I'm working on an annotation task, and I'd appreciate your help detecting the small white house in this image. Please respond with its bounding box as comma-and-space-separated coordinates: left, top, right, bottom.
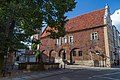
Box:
16, 49, 36, 63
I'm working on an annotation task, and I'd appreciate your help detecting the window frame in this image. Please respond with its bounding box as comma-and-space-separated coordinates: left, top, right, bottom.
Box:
78, 51, 82, 56
69, 36, 73, 44
62, 36, 67, 44
91, 32, 98, 40
73, 51, 76, 56
56, 38, 61, 46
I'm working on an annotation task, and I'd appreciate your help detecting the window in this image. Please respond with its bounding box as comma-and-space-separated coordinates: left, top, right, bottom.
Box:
91, 32, 98, 40
62, 37, 67, 44
56, 38, 61, 46
78, 51, 82, 56
73, 51, 76, 56
69, 36, 73, 43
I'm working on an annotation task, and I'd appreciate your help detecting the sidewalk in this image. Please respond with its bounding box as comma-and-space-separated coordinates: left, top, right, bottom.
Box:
66, 64, 120, 70
0, 68, 74, 80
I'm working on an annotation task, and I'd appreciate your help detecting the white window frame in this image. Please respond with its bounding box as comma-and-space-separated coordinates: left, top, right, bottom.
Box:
69, 36, 73, 43
56, 38, 61, 46
62, 37, 67, 44
91, 32, 98, 40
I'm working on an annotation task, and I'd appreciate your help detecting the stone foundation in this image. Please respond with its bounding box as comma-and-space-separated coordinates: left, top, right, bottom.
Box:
75, 60, 93, 66
75, 60, 108, 67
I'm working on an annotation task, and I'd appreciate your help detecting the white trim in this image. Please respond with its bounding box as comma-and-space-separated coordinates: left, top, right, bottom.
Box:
56, 38, 61, 46
91, 32, 98, 40
62, 37, 67, 44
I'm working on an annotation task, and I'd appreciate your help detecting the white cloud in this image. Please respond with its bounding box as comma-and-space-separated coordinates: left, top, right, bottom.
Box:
111, 9, 120, 31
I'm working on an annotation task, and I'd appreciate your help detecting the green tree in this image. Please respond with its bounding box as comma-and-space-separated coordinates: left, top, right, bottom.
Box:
0, 0, 76, 58
44, 0, 76, 39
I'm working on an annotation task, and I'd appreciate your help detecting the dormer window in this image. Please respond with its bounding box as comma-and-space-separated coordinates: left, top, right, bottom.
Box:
91, 32, 98, 40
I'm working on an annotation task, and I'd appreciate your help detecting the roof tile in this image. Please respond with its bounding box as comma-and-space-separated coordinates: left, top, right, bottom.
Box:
41, 8, 105, 38
65, 8, 105, 32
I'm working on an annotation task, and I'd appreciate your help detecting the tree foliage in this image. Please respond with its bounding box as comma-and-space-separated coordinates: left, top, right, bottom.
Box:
44, 0, 76, 39
0, 0, 76, 53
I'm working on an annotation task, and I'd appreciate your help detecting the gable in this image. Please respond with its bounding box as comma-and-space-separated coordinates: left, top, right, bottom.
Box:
41, 26, 51, 38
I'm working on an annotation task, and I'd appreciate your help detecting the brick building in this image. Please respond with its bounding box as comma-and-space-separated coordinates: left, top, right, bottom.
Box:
40, 5, 119, 67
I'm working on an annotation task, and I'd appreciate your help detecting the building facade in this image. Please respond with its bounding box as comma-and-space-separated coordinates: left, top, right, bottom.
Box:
40, 5, 119, 67
112, 25, 120, 64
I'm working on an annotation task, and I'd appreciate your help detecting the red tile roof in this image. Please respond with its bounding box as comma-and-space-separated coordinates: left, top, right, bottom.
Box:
65, 8, 105, 32
41, 26, 51, 38
41, 8, 105, 38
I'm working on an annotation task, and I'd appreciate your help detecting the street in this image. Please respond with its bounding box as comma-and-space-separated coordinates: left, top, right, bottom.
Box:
1, 65, 120, 80
36, 67, 120, 80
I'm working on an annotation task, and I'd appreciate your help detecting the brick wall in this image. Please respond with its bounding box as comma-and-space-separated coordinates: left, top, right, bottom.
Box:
40, 26, 107, 66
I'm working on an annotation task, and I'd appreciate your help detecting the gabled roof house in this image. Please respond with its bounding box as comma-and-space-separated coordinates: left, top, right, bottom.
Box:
40, 4, 119, 67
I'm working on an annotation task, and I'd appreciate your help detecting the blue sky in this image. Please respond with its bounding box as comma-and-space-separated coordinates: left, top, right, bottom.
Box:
65, 0, 120, 31
66, 0, 120, 18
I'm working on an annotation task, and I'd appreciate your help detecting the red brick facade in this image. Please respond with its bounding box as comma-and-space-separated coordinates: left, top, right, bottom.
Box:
40, 8, 112, 67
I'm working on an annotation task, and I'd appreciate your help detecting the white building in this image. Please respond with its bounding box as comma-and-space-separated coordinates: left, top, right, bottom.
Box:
16, 49, 36, 63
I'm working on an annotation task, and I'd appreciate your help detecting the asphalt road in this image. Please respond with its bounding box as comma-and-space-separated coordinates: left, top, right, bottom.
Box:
37, 68, 120, 80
